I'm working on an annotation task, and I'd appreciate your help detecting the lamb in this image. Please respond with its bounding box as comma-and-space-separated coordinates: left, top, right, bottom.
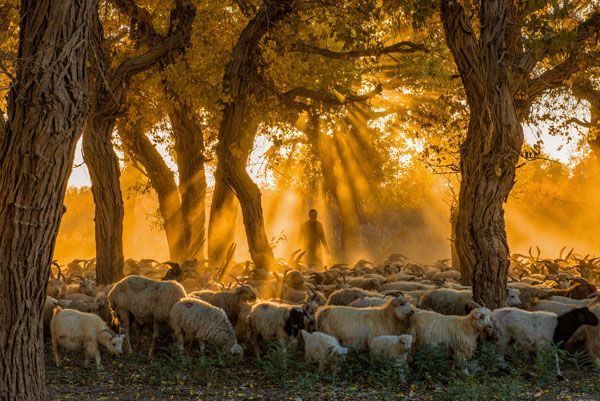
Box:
316, 296, 415, 350
491, 306, 599, 379
326, 288, 384, 306
189, 285, 257, 327
300, 330, 348, 372
50, 307, 125, 369
107, 275, 186, 357
249, 301, 306, 356
169, 298, 243, 355
409, 304, 492, 372
369, 334, 413, 367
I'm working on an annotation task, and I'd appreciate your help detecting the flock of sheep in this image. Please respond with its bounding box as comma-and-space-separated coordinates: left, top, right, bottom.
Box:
45, 249, 600, 381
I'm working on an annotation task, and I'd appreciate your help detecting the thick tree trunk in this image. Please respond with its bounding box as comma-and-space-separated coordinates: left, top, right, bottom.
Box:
215, 0, 294, 271
118, 120, 187, 261
83, 117, 124, 284
0, 0, 93, 399
442, 0, 523, 308
169, 104, 206, 260
208, 175, 239, 267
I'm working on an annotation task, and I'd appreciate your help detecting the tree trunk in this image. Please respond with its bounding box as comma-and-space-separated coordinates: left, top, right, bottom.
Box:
208, 175, 239, 267
83, 117, 124, 285
0, 0, 93, 399
168, 104, 206, 260
118, 120, 187, 262
442, 0, 523, 308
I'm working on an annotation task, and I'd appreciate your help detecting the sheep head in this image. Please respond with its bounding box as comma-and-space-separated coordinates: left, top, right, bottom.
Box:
235, 285, 257, 303
467, 304, 493, 334
98, 329, 125, 355
389, 295, 416, 319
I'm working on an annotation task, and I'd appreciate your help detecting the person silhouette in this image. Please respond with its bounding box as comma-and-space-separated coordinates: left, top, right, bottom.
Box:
299, 209, 328, 269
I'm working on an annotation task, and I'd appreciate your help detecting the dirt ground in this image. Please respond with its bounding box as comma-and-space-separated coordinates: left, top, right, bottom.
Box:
45, 336, 600, 401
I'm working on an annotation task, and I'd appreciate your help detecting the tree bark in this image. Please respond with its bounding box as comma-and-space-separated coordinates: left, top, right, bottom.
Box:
83, 117, 125, 285
83, 0, 195, 280
0, 0, 93, 399
168, 103, 207, 260
118, 120, 187, 261
442, 0, 523, 308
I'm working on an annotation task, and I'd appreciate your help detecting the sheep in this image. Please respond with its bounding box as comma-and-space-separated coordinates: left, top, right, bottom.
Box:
419, 288, 521, 315
189, 285, 257, 327
316, 296, 415, 350
107, 275, 186, 357
300, 330, 348, 372
169, 298, 243, 355
549, 281, 597, 300
491, 306, 599, 379
47, 262, 66, 298
369, 334, 413, 367
50, 307, 125, 369
379, 282, 432, 292
349, 296, 391, 308
249, 301, 306, 357
409, 304, 492, 373
326, 288, 384, 306
65, 275, 96, 297
344, 276, 380, 291
43, 296, 72, 334
583, 304, 600, 368
432, 270, 461, 281
549, 294, 600, 306
530, 300, 576, 315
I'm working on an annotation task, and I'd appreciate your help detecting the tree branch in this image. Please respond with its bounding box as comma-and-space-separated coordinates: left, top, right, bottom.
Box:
281, 84, 382, 106
291, 41, 428, 59
566, 117, 591, 128
109, 0, 160, 47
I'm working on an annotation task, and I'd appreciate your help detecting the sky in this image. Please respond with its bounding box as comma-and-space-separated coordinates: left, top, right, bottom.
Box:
66, 126, 587, 189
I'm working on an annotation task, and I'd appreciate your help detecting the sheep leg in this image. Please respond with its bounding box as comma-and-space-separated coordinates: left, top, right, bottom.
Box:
52, 336, 60, 367
198, 340, 205, 355
120, 309, 133, 354
148, 318, 160, 358
554, 353, 563, 381
173, 328, 185, 354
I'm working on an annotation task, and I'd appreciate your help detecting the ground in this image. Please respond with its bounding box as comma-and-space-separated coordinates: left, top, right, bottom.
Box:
45, 337, 600, 401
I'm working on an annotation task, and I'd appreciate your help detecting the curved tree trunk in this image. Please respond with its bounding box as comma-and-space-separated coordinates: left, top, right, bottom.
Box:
169, 104, 207, 260
0, 0, 93, 399
215, 0, 294, 272
442, 0, 523, 308
118, 120, 186, 262
83, 118, 124, 285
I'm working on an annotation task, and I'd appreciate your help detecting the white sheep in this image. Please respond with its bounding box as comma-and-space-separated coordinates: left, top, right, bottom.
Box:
169, 298, 243, 355
369, 334, 413, 367
249, 301, 306, 356
316, 296, 415, 350
50, 307, 125, 369
491, 306, 599, 379
300, 330, 348, 372
107, 275, 186, 357
409, 304, 492, 372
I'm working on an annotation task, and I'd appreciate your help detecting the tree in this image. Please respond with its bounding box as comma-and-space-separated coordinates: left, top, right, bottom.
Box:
83, 0, 195, 283
0, 0, 94, 399
440, 0, 600, 307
